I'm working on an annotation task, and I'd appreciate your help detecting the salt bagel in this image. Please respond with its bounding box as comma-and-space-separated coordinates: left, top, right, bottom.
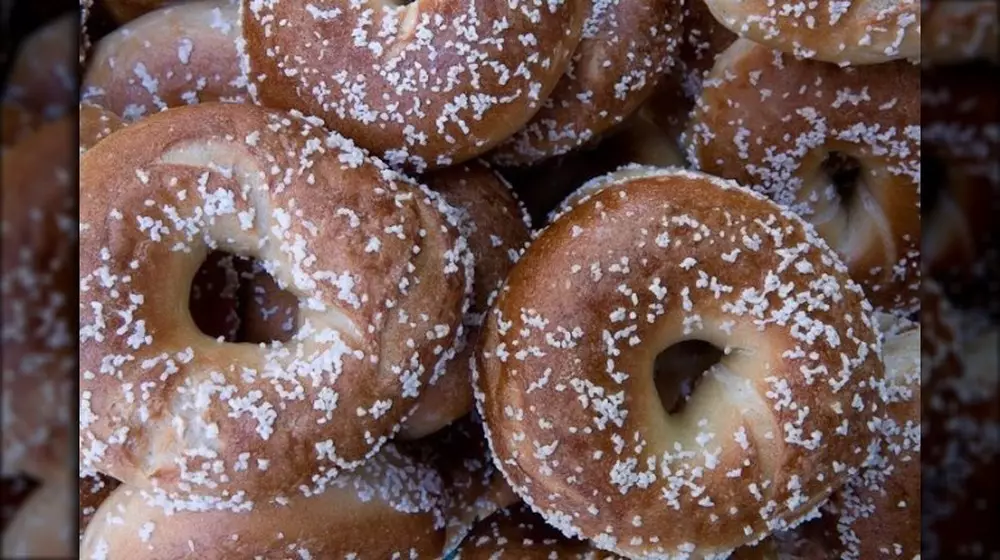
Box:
475, 167, 884, 558
1, 117, 76, 480
702, 0, 919, 65
80, 444, 447, 559
685, 39, 920, 314
239, 0, 590, 172
398, 161, 532, 439
456, 502, 623, 559
491, 0, 682, 165
80, 104, 248, 342
83, 1, 246, 122
239, 161, 531, 440
79, 102, 472, 502
794, 320, 920, 559
642, 0, 736, 143
79, 102, 126, 153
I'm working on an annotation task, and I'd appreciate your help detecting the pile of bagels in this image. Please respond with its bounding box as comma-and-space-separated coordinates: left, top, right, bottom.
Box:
0, 0, 997, 557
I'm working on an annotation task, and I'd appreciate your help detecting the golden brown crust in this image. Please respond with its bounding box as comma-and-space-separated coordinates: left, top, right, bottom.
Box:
457, 502, 623, 559
476, 168, 883, 558
1, 117, 76, 480
644, 0, 736, 142
240, 0, 590, 172
491, 0, 682, 165
80, 103, 126, 152
922, 0, 997, 65
81, 445, 446, 559
703, 0, 919, 65
399, 162, 531, 439
79, 103, 472, 503
814, 323, 920, 559
685, 39, 920, 314
400, 415, 516, 554
82, 1, 246, 122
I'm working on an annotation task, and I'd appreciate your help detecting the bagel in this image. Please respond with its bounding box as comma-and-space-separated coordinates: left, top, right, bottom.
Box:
399, 161, 532, 439
79, 102, 472, 502
685, 39, 920, 314
238, 161, 531, 440
83, 1, 246, 122
475, 167, 884, 558
643, 0, 736, 143
80, 102, 126, 152
81, 444, 446, 558
456, 502, 623, 559
80, 104, 249, 342
239, 0, 590, 172
1, 117, 76, 480
814, 321, 921, 559
491, 0, 682, 165
3, 14, 76, 122
702, 0, 919, 65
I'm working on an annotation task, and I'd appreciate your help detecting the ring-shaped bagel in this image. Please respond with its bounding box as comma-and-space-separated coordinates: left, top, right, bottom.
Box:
490, 0, 682, 165
685, 39, 920, 314
83, 1, 246, 122
79, 103, 472, 502
475, 167, 884, 558
239, 0, 590, 172
702, 0, 919, 65
80, 445, 446, 558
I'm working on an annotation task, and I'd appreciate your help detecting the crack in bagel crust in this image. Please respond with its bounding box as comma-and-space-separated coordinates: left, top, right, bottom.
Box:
684, 39, 920, 315
474, 169, 883, 559
239, 0, 590, 173
79, 103, 472, 507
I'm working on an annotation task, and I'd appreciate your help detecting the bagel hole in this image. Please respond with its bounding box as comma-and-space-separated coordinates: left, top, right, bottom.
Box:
654, 340, 724, 415
189, 251, 249, 342
821, 151, 863, 204
188, 252, 298, 344
239, 259, 299, 344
